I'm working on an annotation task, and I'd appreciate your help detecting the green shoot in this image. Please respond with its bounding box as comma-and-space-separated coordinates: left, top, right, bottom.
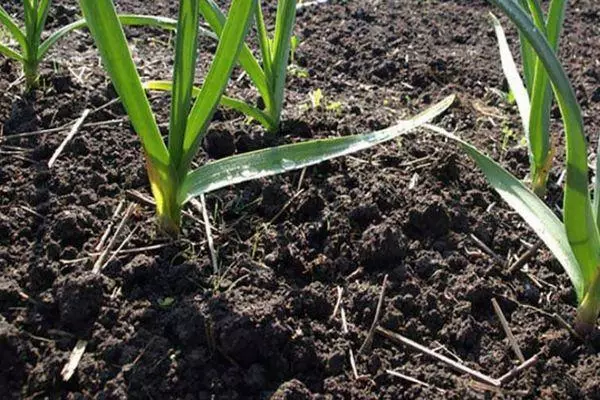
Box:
501, 123, 517, 152
290, 35, 299, 64
1, 1, 53, 90
326, 101, 343, 114
0, 1, 183, 92
80, 0, 454, 234
490, 0, 567, 196
287, 34, 309, 78
435, 0, 600, 334
288, 64, 309, 79
310, 88, 323, 108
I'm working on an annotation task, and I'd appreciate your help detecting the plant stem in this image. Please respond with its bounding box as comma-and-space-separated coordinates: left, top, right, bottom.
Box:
269, 0, 297, 133
23, 60, 39, 91
157, 192, 182, 235
146, 160, 181, 235
575, 272, 600, 335
531, 148, 553, 198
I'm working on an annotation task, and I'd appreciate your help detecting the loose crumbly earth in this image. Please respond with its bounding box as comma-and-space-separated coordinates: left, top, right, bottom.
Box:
1, 0, 600, 399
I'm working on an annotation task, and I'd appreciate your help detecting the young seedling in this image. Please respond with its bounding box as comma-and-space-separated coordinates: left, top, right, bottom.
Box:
287, 35, 309, 79
0, 1, 182, 91
490, 0, 567, 196
431, 0, 600, 334
145, 0, 299, 133
80, 0, 454, 234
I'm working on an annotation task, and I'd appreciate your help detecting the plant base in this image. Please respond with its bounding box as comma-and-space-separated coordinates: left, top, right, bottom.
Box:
23, 62, 40, 92
575, 276, 600, 336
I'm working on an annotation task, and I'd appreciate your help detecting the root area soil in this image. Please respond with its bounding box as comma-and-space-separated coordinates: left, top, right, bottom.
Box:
2, 0, 600, 399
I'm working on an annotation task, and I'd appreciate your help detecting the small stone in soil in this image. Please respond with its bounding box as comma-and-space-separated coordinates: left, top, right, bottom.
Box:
244, 364, 267, 391
0, 321, 27, 397
203, 130, 236, 159
349, 203, 381, 229
414, 251, 444, 279
325, 351, 345, 375
406, 201, 451, 238
295, 190, 325, 221
360, 223, 406, 268
54, 272, 104, 334
270, 379, 313, 400
51, 208, 94, 247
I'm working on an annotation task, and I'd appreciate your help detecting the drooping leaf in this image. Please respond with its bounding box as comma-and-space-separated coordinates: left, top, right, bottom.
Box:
0, 42, 23, 61
178, 95, 455, 204
144, 80, 277, 131
490, 13, 530, 137
491, 0, 600, 293
425, 124, 584, 300
38, 15, 185, 60
0, 5, 27, 51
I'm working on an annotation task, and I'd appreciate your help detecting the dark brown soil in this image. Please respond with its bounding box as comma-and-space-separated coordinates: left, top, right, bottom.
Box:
2, 0, 600, 398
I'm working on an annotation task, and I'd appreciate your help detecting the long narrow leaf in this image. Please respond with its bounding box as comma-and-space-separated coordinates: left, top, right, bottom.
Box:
22, 1, 36, 45
524, 0, 546, 31
34, 0, 51, 46
490, 13, 530, 137
199, 0, 270, 106
519, 40, 536, 94
78, 0, 169, 167
36, 0, 51, 30
528, 0, 567, 192
178, 95, 455, 204
38, 15, 185, 60
0, 5, 27, 52
269, 0, 297, 123
425, 125, 584, 300
520, 0, 548, 94
180, 0, 256, 174
168, 0, 200, 169
545, 0, 567, 48
144, 80, 277, 131
595, 135, 600, 228
219, 96, 277, 131
255, 0, 273, 80
517, 0, 536, 93
0, 42, 23, 61
490, 0, 600, 291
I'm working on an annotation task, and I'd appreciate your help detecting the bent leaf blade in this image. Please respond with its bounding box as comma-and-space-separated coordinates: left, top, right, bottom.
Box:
490, 13, 530, 137
490, 0, 600, 290
0, 5, 27, 51
38, 15, 185, 60
0, 42, 24, 61
179, 95, 455, 204
426, 125, 584, 300
144, 80, 277, 133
